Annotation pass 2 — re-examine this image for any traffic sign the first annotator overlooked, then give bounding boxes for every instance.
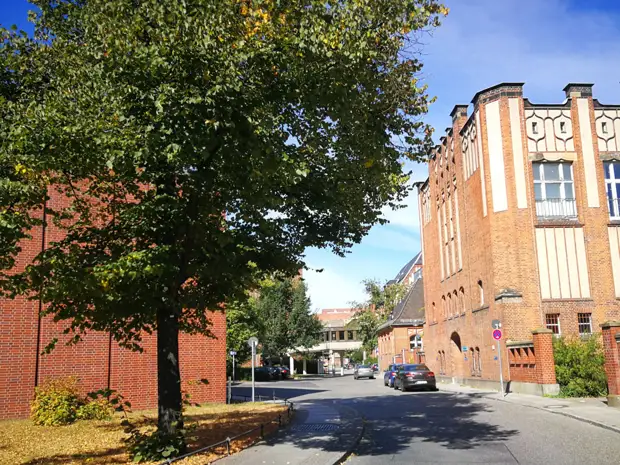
[491,319,501,329]
[229,350,237,356]
[493,329,502,340]
[247,336,259,348]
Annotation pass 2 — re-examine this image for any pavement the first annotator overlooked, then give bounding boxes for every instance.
[219,373,620,465]
[436,380,620,433]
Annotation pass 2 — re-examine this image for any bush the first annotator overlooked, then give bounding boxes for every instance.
[553,335,608,397]
[124,421,195,463]
[31,377,81,426]
[76,398,113,421]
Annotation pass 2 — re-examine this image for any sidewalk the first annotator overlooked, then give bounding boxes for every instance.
[219,400,364,465]
[438,381,620,433]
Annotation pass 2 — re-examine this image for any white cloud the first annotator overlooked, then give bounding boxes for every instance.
[303,267,366,312]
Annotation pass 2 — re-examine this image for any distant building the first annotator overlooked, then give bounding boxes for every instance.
[417,83,620,396]
[378,257,425,371]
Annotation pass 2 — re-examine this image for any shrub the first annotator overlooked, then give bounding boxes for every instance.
[124,421,195,463]
[553,335,608,398]
[76,398,112,421]
[31,377,81,426]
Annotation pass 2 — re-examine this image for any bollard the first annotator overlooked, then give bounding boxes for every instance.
[226,438,231,455]
[260,423,264,439]
[278,414,282,427]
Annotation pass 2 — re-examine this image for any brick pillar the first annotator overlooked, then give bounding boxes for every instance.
[532,328,559,395]
[601,321,620,408]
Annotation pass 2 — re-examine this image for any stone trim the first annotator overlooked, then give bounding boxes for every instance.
[532,328,553,335]
[528,152,577,162]
[601,320,620,329]
[599,152,620,161]
[471,82,524,106]
[472,304,490,314]
[563,83,594,98]
[506,341,534,349]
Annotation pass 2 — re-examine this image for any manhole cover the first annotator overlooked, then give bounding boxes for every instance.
[291,423,340,432]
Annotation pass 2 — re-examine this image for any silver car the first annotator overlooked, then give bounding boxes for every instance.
[354,364,375,380]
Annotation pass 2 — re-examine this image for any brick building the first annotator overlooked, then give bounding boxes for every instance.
[416,82,620,395]
[377,267,425,371]
[0,189,226,419]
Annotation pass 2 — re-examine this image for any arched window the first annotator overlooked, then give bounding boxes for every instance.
[453,290,459,316]
[432,302,436,323]
[459,287,465,313]
[442,295,446,319]
[448,293,452,317]
[470,348,476,376]
[478,280,484,306]
[475,347,482,376]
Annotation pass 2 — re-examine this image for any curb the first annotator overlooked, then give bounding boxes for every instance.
[442,386,620,435]
[332,405,366,465]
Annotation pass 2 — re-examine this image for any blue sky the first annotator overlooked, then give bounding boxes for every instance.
[3,0,620,311]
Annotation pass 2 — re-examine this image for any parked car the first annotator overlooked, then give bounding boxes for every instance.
[266,366,281,380]
[394,364,437,392]
[354,364,375,380]
[383,364,402,387]
[254,366,273,381]
[278,366,290,378]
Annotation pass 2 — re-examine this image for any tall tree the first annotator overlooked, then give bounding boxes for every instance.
[351,279,409,352]
[0,0,446,445]
[255,277,322,361]
[226,297,263,366]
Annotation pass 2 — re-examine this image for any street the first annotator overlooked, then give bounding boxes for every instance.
[232,374,620,464]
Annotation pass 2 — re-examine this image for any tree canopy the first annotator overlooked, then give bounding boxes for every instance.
[0,0,446,451]
[255,276,322,361]
[350,279,410,352]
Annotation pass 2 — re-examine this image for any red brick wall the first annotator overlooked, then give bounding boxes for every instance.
[0,189,226,419]
[420,83,619,386]
[601,322,620,397]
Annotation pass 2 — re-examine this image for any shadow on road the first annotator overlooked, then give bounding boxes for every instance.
[231,385,326,401]
[231,389,520,459]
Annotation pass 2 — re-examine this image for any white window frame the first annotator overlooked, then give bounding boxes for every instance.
[578,313,593,336]
[604,162,620,220]
[533,162,576,218]
[545,313,561,336]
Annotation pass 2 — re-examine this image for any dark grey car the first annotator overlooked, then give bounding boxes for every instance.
[394,364,437,391]
[354,364,375,380]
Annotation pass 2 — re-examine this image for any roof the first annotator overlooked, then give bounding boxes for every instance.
[316,308,360,321]
[377,277,425,332]
[389,252,423,285]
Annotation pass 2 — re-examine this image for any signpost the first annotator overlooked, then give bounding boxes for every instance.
[229,350,237,382]
[247,337,259,402]
[491,321,504,397]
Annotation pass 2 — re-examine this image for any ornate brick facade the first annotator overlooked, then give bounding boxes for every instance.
[417,83,620,395]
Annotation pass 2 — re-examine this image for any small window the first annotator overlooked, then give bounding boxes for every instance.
[478,280,484,306]
[602,122,609,134]
[545,314,561,335]
[560,121,566,134]
[578,313,592,336]
[532,122,539,134]
[331,331,336,341]
[339,331,345,340]
[347,330,353,340]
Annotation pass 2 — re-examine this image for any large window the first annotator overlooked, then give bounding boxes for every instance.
[533,162,576,218]
[578,313,593,336]
[545,314,561,335]
[347,330,353,340]
[604,162,620,220]
[339,331,345,341]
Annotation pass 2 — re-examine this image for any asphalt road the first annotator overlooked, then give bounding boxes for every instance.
[232,374,620,464]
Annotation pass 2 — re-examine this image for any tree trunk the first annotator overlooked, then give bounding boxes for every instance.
[157,306,184,440]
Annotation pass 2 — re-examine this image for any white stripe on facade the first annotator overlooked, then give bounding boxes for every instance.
[508,98,528,209]
[575,227,591,298]
[475,111,488,217]
[577,98,600,208]
[608,227,620,298]
[536,229,551,299]
[485,101,508,212]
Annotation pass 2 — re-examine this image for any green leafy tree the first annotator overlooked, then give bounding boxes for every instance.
[0,0,446,445]
[226,297,263,366]
[255,277,322,361]
[350,279,409,351]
